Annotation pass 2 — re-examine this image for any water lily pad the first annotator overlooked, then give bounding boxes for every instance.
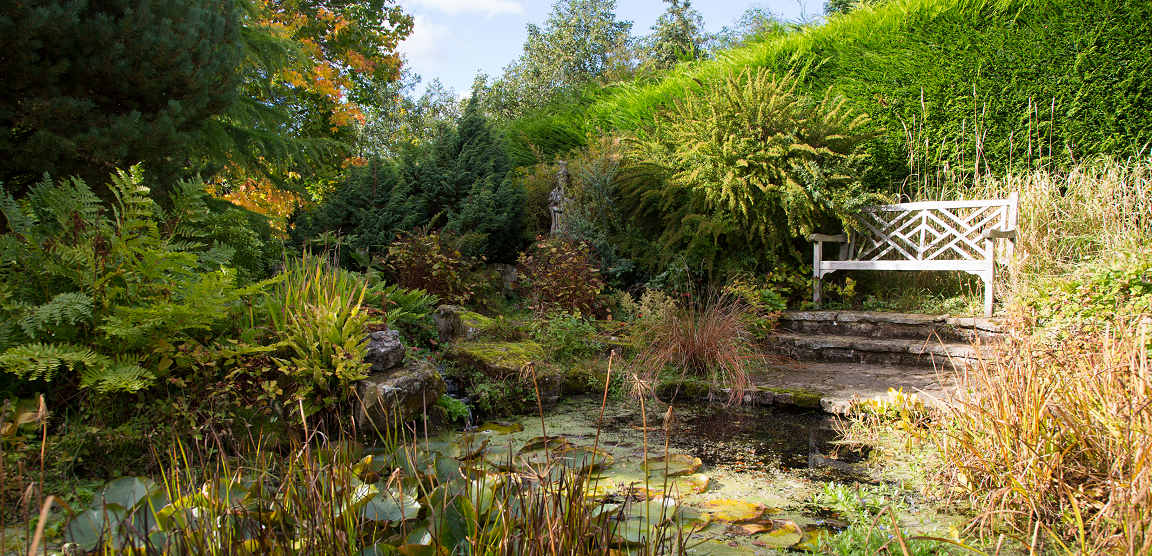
[66,508,118,551]
[98,477,156,510]
[686,540,759,555]
[360,491,421,523]
[457,437,490,461]
[794,528,832,552]
[699,499,765,523]
[479,421,525,434]
[353,454,389,483]
[759,519,804,548]
[517,435,570,454]
[663,473,710,497]
[647,454,702,477]
[611,498,679,545]
[554,445,614,473]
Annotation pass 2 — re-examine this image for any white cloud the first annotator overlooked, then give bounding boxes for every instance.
[409,0,524,17]
[400,15,453,65]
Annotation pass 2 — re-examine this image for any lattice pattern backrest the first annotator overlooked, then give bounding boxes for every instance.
[852,199,1016,262]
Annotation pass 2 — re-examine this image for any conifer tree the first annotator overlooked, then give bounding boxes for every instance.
[0,0,243,196]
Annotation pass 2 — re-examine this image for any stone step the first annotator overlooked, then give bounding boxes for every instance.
[658,361,955,415]
[777,310,1003,343]
[766,332,991,370]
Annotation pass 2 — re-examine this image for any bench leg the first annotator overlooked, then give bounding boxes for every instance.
[812,241,822,307]
[982,270,994,317]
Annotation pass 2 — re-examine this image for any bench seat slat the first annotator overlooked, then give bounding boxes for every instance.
[820,260,988,272]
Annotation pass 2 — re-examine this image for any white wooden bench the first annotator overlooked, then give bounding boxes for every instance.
[810,194,1018,317]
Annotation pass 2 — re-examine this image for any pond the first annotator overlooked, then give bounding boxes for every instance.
[430,395,960,554]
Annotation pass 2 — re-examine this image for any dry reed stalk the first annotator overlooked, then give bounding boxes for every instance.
[939,323,1151,553]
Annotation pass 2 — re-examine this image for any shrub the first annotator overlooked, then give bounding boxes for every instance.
[263,252,371,410]
[629,292,757,404]
[291,96,526,265]
[1016,250,1152,341]
[722,275,787,338]
[385,229,480,304]
[517,236,605,316]
[620,68,876,279]
[436,394,469,423]
[0,167,267,395]
[531,314,604,362]
[373,282,438,345]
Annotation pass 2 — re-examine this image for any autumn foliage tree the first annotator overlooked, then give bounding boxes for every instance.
[205,0,414,194]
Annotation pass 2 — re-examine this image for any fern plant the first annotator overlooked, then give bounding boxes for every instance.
[0,166,268,393]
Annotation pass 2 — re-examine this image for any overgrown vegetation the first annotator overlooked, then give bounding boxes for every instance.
[0,168,269,396]
[4,0,1152,552]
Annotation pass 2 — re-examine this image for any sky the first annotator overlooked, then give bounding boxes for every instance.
[397,0,818,95]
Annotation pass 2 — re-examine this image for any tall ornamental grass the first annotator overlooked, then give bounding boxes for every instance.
[940,326,1151,554]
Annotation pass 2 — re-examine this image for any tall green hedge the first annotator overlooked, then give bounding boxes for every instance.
[591,0,1152,189]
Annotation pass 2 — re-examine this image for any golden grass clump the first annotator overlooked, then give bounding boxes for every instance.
[940,324,1152,554]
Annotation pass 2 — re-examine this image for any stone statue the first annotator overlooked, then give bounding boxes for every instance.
[549,160,570,236]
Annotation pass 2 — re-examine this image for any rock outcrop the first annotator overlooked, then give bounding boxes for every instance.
[364,329,405,372]
[432,305,506,343]
[355,329,445,430]
[356,357,445,429]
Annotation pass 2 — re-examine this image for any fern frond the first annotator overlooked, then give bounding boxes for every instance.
[80,356,153,393]
[19,292,94,339]
[0,342,109,382]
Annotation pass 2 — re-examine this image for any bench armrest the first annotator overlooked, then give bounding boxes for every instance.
[809,233,847,243]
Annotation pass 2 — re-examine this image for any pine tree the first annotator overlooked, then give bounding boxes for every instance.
[0,0,244,196]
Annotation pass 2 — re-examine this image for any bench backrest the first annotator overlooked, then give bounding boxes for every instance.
[849,194,1018,263]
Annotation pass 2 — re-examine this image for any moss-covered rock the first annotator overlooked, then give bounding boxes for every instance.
[447,340,546,378]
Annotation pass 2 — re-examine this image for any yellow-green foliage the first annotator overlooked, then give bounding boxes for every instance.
[619,68,875,276]
[264,252,371,400]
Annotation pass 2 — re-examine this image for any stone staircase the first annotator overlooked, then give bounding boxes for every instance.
[768,311,1002,371]
[750,311,1005,414]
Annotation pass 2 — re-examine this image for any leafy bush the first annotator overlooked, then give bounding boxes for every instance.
[624,68,876,276]
[722,275,787,338]
[374,283,438,344]
[263,253,370,409]
[201,199,282,284]
[436,394,469,423]
[531,314,604,362]
[385,229,481,304]
[1016,250,1152,342]
[517,236,605,316]
[0,167,266,395]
